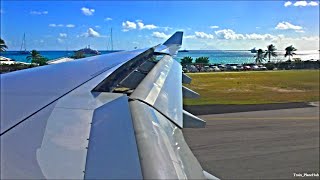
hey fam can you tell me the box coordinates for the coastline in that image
[1,50,319,64]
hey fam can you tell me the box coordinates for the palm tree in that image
[26,50,41,62]
[264,44,277,62]
[180,56,193,65]
[195,56,209,64]
[284,45,297,61]
[254,49,265,64]
[0,38,8,52]
[32,56,48,66]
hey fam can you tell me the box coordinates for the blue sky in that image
[0,1,319,50]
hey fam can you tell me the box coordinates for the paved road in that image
[183,105,319,179]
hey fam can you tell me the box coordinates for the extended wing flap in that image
[130,55,183,128]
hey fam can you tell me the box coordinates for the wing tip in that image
[163,31,183,46]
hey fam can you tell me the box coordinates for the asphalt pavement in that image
[183,103,319,179]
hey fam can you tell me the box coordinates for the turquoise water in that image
[1,50,319,64]
[175,50,319,64]
[175,50,256,64]
[0,51,118,63]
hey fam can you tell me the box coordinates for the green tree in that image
[32,56,48,66]
[254,49,265,64]
[0,38,8,52]
[264,44,277,62]
[26,50,41,63]
[70,51,85,59]
[285,45,297,61]
[26,50,47,66]
[195,56,209,64]
[180,56,193,65]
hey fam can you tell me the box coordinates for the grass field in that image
[184,70,319,105]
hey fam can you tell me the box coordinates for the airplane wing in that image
[1,32,218,179]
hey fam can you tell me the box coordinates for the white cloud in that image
[59,33,67,38]
[294,1,308,6]
[136,21,157,30]
[183,31,319,50]
[284,1,318,7]
[152,32,170,39]
[105,17,112,21]
[184,30,276,41]
[210,29,279,41]
[87,28,100,37]
[195,31,214,39]
[215,29,245,40]
[122,21,137,31]
[245,33,275,40]
[95,25,101,28]
[301,36,319,41]
[210,25,219,29]
[79,28,100,38]
[66,24,75,28]
[122,20,159,31]
[284,1,293,7]
[185,35,196,39]
[162,27,172,31]
[57,38,64,43]
[30,10,48,15]
[295,30,305,33]
[308,1,319,6]
[293,1,318,6]
[81,7,95,16]
[49,24,75,28]
[275,22,303,30]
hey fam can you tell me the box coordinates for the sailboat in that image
[19,33,30,54]
[106,28,114,51]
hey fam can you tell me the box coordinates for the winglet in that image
[155,31,183,56]
[163,31,183,46]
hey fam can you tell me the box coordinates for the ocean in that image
[1,50,319,64]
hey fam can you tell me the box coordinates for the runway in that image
[183,104,319,179]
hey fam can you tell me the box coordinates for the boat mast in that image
[20,33,25,51]
[110,28,113,51]
[24,33,26,51]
